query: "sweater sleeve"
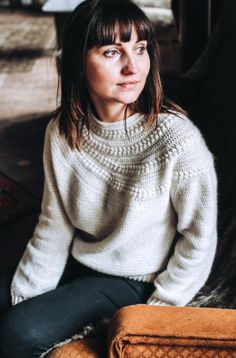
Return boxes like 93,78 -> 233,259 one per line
147,124 -> 217,307
11,120 -> 75,305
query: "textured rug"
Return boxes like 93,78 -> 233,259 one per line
0,171 -> 39,226
0,14 -> 54,73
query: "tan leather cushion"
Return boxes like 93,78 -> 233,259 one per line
108,305 -> 236,358
47,306 -> 236,357
47,335 -> 107,358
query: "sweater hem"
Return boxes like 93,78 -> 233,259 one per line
73,255 -> 158,282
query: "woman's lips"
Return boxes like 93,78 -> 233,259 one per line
117,81 -> 140,89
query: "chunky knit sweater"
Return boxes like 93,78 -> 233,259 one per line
11,112 -> 217,307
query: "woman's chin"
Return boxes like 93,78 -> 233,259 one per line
116,92 -> 142,105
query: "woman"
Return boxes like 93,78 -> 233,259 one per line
0,0 -> 217,357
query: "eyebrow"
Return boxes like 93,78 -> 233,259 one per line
106,40 -> 146,46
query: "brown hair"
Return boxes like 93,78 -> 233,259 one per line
56,0 -> 185,149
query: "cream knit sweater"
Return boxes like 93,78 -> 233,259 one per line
11,112 -> 217,307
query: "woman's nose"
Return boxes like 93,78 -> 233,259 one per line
121,55 -> 138,75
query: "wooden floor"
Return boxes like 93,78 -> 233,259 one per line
0,10 -> 57,197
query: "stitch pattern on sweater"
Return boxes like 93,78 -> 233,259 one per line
11,112 -> 217,307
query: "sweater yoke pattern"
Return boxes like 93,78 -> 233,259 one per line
49,113 -> 213,202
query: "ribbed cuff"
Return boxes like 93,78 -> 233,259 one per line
11,293 -> 26,306
146,293 -> 173,306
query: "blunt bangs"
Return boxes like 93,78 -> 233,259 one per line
87,1 -> 153,48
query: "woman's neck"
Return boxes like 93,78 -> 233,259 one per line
92,102 -> 133,123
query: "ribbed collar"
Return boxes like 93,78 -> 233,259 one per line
85,112 -> 149,142
90,112 -> 144,129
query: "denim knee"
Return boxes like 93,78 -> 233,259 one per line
0,305 -> 50,358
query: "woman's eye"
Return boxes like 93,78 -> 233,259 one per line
104,49 -> 119,58
136,46 -> 146,55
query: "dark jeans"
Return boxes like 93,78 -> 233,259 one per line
0,255 -> 154,358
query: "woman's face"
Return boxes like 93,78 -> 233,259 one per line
85,28 -> 150,119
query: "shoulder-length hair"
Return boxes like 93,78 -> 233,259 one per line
56,0 -> 184,149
